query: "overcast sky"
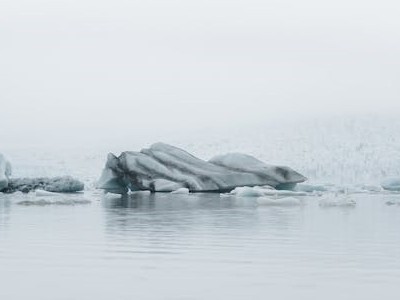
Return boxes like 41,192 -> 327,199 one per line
1,0 -> 399,146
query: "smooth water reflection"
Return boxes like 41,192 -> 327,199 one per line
1,193 -> 400,299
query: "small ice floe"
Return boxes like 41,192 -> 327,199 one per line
103,192 -> 123,200
220,193 -> 231,198
256,196 -> 302,206
381,178 -> 400,192
170,188 -> 190,195
229,186 -> 307,198
230,186 -> 266,197
318,194 -> 356,207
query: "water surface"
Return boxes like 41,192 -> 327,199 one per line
1,192 -> 400,299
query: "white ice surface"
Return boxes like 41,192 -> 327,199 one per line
230,186 -> 307,197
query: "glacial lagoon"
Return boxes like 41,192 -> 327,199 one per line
1,191 -> 400,300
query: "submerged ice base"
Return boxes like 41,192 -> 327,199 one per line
97,143 -> 307,194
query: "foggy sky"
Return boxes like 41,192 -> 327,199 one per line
1,0 -> 399,146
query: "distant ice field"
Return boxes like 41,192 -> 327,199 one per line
3,115 -> 399,189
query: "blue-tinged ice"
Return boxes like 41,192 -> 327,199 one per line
381,178 -> 400,191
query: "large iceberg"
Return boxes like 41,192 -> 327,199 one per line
97,143 -> 307,194
0,154 -> 12,190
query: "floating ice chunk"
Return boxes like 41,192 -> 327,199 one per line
230,186 -> 267,197
4,176 -> 84,193
220,193 -> 231,198
230,186 -> 307,197
97,143 -> 306,194
257,196 -> 301,206
0,154 -> 12,191
319,194 -> 356,207
103,192 -> 123,200
171,188 -> 190,195
381,178 -> 400,192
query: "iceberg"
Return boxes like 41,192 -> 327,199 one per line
0,154 -> 12,191
97,143 -> 307,194
0,154 -> 84,194
1,176 -> 84,193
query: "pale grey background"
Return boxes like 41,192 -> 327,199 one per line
1,0 -> 399,146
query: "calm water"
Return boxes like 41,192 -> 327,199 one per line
1,192 -> 400,299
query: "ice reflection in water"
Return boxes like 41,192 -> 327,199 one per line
1,192 -> 400,299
